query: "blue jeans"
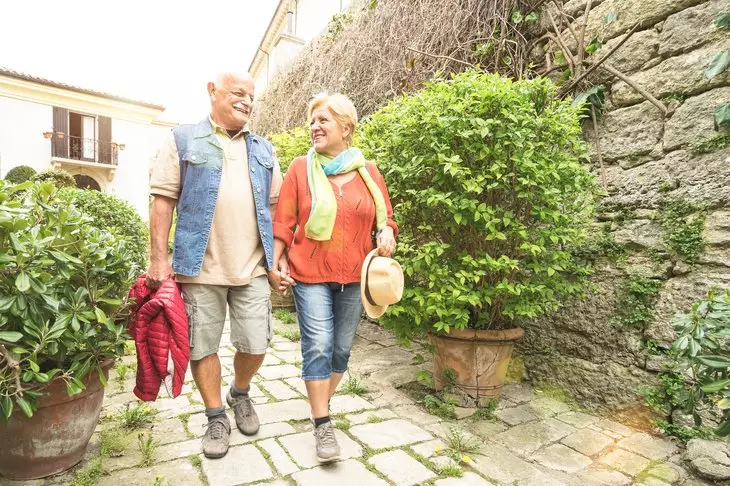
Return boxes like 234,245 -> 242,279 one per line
292,281 -> 363,381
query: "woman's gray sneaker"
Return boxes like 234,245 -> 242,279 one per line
226,390 -> 260,435
313,421 -> 341,462
202,415 -> 231,458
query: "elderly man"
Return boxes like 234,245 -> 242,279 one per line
147,71 -> 293,458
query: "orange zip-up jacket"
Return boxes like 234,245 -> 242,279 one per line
272,156 -> 398,284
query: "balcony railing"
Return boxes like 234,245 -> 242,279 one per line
61,136 -> 119,165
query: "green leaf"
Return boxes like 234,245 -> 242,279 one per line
15,272 -> 30,293
0,396 -> 12,419
15,396 -> 33,418
715,102 -> 730,130
0,331 -> 23,343
29,360 -> 40,373
705,50 -> 730,79
511,9 -> 523,23
718,397 -> 730,409
697,355 -> 730,368
716,12 -> 730,29
702,379 -> 730,392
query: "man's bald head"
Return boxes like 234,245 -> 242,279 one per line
208,71 -> 256,131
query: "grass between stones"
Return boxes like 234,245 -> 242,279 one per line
137,431 -> 160,466
274,327 -> 302,342
178,412 -> 195,439
273,309 -> 297,324
340,375 -> 367,396
188,454 -> 209,486
119,402 -> 158,429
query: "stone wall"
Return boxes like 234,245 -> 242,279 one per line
518,0 -> 730,417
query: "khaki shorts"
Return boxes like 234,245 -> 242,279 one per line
181,276 -> 272,361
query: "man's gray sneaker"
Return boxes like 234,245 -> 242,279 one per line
201,415 -> 231,459
226,390 -> 260,435
313,421 -> 341,462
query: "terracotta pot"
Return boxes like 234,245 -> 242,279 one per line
0,361 -> 113,480
430,327 -> 524,403
271,290 -> 296,310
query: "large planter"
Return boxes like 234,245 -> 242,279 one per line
0,361 -> 113,480
430,327 -> 524,406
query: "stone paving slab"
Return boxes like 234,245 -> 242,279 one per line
230,422 -> 298,446
576,465 -> 633,486
258,364 -> 302,380
285,376 -> 308,396
561,427 -> 616,457
598,448 -> 651,476
273,350 -> 301,363
96,458 -> 201,485
494,418 -> 576,455
279,430 -> 363,468
495,403 -> 539,425
272,341 -> 301,351
259,438 -> 300,476
534,443 -> 592,473
330,394 -> 377,414
256,399 -> 311,424
410,439 -> 447,459
346,408 -> 398,425
291,458 -> 389,486
435,471 -> 493,485
469,442 -> 548,485
617,432 -> 679,460
262,380 -> 301,400
555,411 -> 599,428
263,353 -> 282,366
368,449 -> 436,486
155,438 -> 201,462
201,444 -> 273,485
349,419 -> 432,449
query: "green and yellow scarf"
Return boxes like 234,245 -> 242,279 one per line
305,147 -> 387,241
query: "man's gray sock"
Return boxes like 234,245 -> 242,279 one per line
205,405 -> 227,420
230,384 -> 250,398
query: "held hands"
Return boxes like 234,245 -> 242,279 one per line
376,226 -> 396,257
268,256 -> 297,293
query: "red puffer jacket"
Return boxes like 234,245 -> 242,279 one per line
127,275 -> 189,401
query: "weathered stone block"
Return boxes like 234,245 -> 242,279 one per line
258,364 -> 301,380
258,437 -> 300,476
612,38 -> 730,106
587,101 -> 664,162
495,403 -> 539,426
612,220 -> 662,249
470,443 -> 566,485
576,464 -> 632,485
604,148 -> 730,209
665,87 -> 730,151
435,471 -> 492,486
555,411 -> 599,428
600,29 -> 660,74
562,0 -> 705,47
703,210 -> 730,247
684,438 -> 730,482
660,0 -> 730,56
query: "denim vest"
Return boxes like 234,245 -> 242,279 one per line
171,118 -> 275,277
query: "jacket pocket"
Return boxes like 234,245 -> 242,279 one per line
254,153 -> 274,169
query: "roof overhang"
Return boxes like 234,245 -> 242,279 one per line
249,0 -> 292,78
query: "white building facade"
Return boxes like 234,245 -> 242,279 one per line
249,0 -> 352,94
0,68 -> 174,220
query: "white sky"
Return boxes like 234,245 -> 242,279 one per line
0,0 -> 278,124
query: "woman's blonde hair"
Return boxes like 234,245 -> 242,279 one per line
307,93 -> 358,145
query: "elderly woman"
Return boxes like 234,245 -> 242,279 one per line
272,93 -> 397,461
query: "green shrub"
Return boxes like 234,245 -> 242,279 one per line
33,168 -> 76,188
4,165 -> 37,184
359,70 -> 598,337
270,127 -> 310,174
0,181 -> 137,419
59,188 -> 149,272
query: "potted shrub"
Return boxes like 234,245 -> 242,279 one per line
0,181 -> 136,479
360,71 -> 598,405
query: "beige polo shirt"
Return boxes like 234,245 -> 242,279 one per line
150,118 -> 282,286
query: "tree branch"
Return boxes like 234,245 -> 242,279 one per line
406,46 -> 477,68
600,62 -> 668,114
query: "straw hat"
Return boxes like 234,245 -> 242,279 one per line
361,248 -> 404,319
